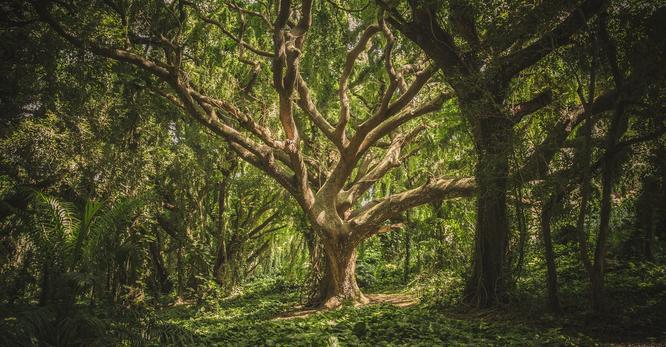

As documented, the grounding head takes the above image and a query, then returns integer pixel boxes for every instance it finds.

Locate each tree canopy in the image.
[1,0,665,345]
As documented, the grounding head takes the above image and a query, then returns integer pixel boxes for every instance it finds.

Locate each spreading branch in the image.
[349,177,475,237]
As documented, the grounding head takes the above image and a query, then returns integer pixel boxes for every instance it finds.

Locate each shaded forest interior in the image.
[1,0,665,345]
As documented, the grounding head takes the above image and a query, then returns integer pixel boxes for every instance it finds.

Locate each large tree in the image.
[376,0,649,306]
[30,0,480,307]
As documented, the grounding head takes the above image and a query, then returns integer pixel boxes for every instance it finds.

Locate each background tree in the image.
[378,0,665,307]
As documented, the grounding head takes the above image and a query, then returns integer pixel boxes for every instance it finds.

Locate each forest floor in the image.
[155,284,598,346]
[274,293,418,320]
[156,262,666,346]
[5,263,662,346]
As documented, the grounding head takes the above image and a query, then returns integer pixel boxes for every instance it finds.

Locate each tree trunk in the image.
[38,263,51,306]
[513,190,528,282]
[575,119,594,277]
[464,119,512,307]
[315,234,367,308]
[176,246,185,303]
[403,231,411,284]
[149,238,171,295]
[540,193,561,312]
[303,228,324,304]
[213,178,229,284]
[645,207,656,261]
[592,98,627,313]
[591,163,613,312]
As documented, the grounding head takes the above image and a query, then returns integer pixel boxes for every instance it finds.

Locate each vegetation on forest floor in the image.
[2,0,665,346]
[154,278,590,346]
[150,261,665,346]
[1,245,664,346]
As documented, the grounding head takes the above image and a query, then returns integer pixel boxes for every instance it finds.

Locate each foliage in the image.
[0,0,665,345]
[153,277,596,346]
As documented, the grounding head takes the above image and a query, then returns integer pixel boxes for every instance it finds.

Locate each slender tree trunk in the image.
[213,151,236,284]
[176,246,185,303]
[591,12,628,313]
[575,119,594,277]
[465,119,512,307]
[645,207,656,261]
[149,236,171,294]
[316,233,367,308]
[38,263,51,306]
[592,98,626,312]
[213,179,228,284]
[403,231,411,284]
[514,192,528,281]
[540,193,561,312]
[592,161,613,312]
[590,179,611,312]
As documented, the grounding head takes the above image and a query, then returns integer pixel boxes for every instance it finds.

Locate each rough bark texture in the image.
[464,116,512,307]
[316,234,367,308]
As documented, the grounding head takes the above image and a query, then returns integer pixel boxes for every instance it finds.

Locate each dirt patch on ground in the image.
[366,293,418,307]
[274,293,418,320]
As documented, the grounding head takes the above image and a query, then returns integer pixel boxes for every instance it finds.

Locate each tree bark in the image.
[213,179,228,285]
[303,227,324,304]
[575,119,595,277]
[464,118,512,307]
[403,231,411,284]
[513,186,529,282]
[315,233,367,308]
[149,234,171,295]
[592,157,613,312]
[176,246,185,303]
[540,193,561,312]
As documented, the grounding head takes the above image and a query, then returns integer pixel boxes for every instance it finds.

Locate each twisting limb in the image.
[349,177,475,238]
[511,89,553,124]
[38,3,301,199]
[34,2,171,79]
[336,23,381,143]
[359,92,452,154]
[495,0,607,84]
[191,4,275,58]
[224,0,273,28]
[340,125,428,210]
[356,65,437,141]
[517,88,618,182]
[295,76,339,146]
[379,15,407,93]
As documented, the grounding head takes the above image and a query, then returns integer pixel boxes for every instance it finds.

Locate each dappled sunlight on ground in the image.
[274,292,418,320]
[158,284,598,346]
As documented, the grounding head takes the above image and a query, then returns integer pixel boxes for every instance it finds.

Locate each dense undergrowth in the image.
[157,278,586,346]
[161,260,665,346]
[3,259,663,346]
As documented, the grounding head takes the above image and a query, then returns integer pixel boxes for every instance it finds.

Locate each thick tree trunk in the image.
[464,119,511,307]
[303,228,324,304]
[315,234,367,308]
